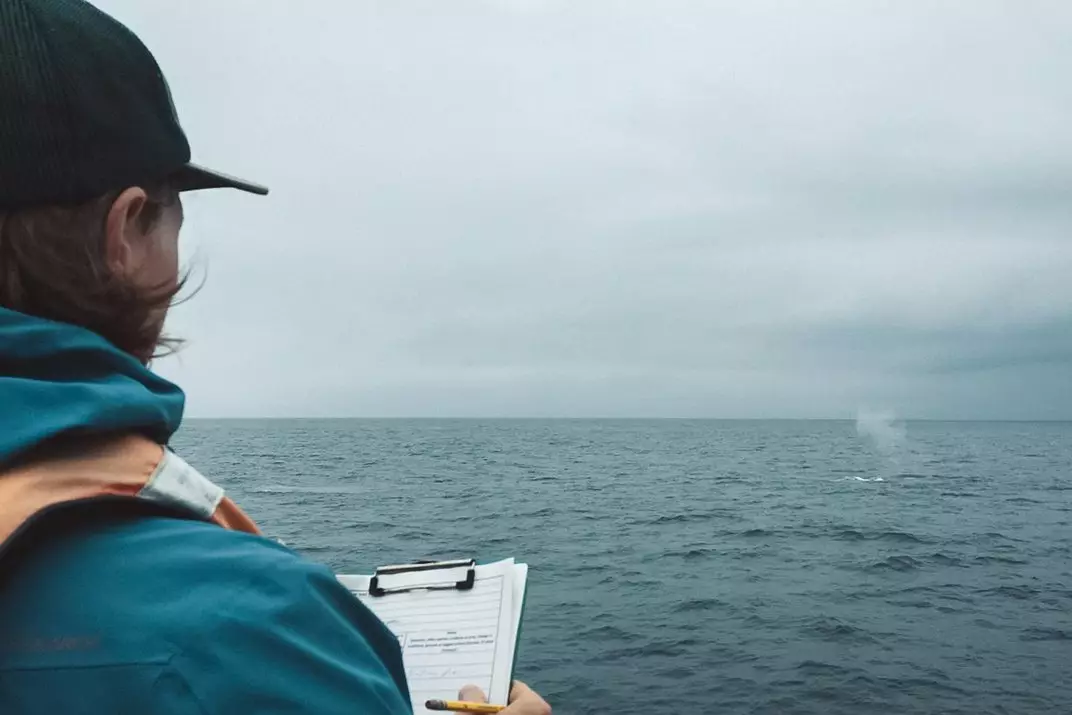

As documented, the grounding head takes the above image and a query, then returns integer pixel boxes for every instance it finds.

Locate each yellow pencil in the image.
[425,699,506,713]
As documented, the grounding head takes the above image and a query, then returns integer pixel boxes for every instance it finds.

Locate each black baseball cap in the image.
[0,0,268,209]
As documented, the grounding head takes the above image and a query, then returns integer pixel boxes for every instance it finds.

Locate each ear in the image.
[104,186,151,278]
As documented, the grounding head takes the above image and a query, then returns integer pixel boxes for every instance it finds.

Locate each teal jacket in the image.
[0,308,413,714]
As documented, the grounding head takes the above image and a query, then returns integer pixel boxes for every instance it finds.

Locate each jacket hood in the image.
[0,307,184,466]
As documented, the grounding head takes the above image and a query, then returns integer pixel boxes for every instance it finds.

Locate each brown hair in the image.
[0,184,188,363]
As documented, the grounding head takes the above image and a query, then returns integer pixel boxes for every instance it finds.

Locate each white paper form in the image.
[338,559,526,712]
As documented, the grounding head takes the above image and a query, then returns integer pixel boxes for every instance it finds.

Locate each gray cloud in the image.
[98,0,1072,418]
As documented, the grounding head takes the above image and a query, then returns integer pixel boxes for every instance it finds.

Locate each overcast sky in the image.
[100,0,1072,419]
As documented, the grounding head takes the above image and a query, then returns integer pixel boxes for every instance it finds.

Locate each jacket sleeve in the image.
[173,543,413,715]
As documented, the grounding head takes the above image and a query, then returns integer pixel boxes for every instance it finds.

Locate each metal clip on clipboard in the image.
[368,558,477,597]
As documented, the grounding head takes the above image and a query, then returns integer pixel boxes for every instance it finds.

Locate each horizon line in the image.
[181,416,1072,423]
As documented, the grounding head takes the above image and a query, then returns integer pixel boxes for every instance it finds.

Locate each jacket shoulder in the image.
[0,515,412,715]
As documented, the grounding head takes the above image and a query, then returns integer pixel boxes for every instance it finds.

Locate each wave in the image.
[851,557,965,577]
[593,637,703,663]
[639,511,738,526]
[250,484,365,495]
[929,552,963,567]
[834,528,927,544]
[981,531,1024,542]
[652,665,699,681]
[637,522,934,545]
[518,506,555,518]
[971,555,1029,566]
[295,544,333,553]
[886,597,933,609]
[673,597,729,613]
[794,660,865,676]
[578,624,635,642]
[801,617,877,644]
[1021,627,1071,641]
[712,525,932,543]
[978,585,1038,600]
[838,472,943,483]
[868,555,922,572]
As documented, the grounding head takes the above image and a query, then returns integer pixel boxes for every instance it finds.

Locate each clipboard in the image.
[368,558,477,597]
[338,557,528,710]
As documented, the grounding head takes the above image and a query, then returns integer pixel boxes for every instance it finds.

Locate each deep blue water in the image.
[173,419,1072,715]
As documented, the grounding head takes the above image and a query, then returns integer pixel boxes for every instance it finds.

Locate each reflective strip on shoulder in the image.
[138,450,225,520]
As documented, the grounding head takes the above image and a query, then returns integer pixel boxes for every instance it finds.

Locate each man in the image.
[0,1,549,713]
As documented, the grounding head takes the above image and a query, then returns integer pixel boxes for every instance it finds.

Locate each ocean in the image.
[172,419,1072,715]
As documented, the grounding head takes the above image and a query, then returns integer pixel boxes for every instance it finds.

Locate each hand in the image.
[458,681,551,715]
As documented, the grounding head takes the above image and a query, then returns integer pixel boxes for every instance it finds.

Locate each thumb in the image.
[458,684,488,703]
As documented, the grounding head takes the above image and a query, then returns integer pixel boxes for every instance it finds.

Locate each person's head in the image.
[0,0,268,364]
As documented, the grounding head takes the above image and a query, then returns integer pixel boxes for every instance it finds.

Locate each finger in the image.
[508,681,535,703]
[458,684,488,703]
[504,681,551,715]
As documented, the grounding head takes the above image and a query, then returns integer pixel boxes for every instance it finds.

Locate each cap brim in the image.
[173,163,269,196]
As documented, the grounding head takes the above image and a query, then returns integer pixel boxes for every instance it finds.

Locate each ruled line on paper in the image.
[352,574,507,712]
